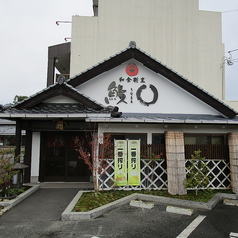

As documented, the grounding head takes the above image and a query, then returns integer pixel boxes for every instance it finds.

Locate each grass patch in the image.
[73,189,233,212]
[7,186,31,196]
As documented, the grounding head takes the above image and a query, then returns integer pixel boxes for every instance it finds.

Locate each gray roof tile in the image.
[3,103,106,115]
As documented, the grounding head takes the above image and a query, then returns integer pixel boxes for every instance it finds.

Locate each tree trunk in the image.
[93,175,99,195]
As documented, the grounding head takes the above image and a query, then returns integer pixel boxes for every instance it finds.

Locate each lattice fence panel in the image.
[185,159,231,190]
[99,159,167,190]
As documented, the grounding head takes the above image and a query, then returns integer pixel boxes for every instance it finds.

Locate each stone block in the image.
[230,232,238,238]
[224,199,238,206]
[166,206,193,216]
[130,200,154,209]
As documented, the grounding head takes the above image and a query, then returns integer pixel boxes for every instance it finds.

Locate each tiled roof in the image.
[2,81,106,112]
[3,103,107,115]
[12,83,104,110]
[86,113,238,124]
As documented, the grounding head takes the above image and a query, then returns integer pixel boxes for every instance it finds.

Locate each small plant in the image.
[8,186,31,196]
[74,133,113,195]
[0,148,20,197]
[185,150,210,196]
[148,153,163,164]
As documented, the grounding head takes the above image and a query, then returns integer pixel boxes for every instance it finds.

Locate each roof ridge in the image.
[11,84,56,108]
[10,80,105,110]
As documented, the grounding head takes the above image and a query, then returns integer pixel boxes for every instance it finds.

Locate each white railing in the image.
[98,159,168,190]
[98,158,231,191]
[185,159,231,190]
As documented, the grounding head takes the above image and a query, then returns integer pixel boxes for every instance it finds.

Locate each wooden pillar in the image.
[15,119,22,160]
[165,131,187,195]
[228,133,238,194]
[24,130,32,183]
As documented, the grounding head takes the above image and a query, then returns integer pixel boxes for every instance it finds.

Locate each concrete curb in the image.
[61,191,238,221]
[61,191,138,220]
[0,184,40,207]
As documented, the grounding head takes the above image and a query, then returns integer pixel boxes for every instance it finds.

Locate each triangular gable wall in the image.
[43,95,79,104]
[77,60,219,115]
[13,82,104,111]
[68,46,237,118]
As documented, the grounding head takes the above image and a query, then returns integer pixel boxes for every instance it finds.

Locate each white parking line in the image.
[176,215,206,238]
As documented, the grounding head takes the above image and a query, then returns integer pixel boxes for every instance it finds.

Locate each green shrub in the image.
[185,150,210,196]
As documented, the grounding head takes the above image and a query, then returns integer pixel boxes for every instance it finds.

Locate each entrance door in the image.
[41,132,90,182]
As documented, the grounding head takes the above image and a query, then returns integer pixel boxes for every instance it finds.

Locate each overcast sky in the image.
[0,0,238,105]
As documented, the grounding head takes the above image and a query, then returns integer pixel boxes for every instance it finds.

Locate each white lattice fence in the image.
[185,159,231,190]
[98,159,167,190]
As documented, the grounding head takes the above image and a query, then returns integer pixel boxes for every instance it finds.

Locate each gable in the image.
[2,44,236,120]
[68,46,237,119]
[13,82,104,111]
[77,60,222,115]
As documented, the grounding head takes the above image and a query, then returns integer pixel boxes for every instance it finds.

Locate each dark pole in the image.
[24,130,32,183]
[15,119,22,161]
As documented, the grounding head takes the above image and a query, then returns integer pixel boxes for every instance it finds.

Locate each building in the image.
[1,0,238,195]
[0,119,25,155]
[0,119,18,147]
[71,0,225,100]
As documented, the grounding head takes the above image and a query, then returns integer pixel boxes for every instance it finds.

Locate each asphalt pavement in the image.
[0,187,237,238]
[189,201,238,238]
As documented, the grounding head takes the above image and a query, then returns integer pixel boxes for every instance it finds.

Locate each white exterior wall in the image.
[43,96,79,104]
[70,0,224,99]
[78,60,220,115]
[31,132,41,183]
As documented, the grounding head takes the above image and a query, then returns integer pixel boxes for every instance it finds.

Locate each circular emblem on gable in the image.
[126,63,139,76]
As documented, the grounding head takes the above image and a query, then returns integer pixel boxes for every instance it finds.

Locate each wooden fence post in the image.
[165,131,187,195]
[228,133,238,193]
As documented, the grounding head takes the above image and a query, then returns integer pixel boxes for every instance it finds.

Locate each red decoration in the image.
[126,63,139,76]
